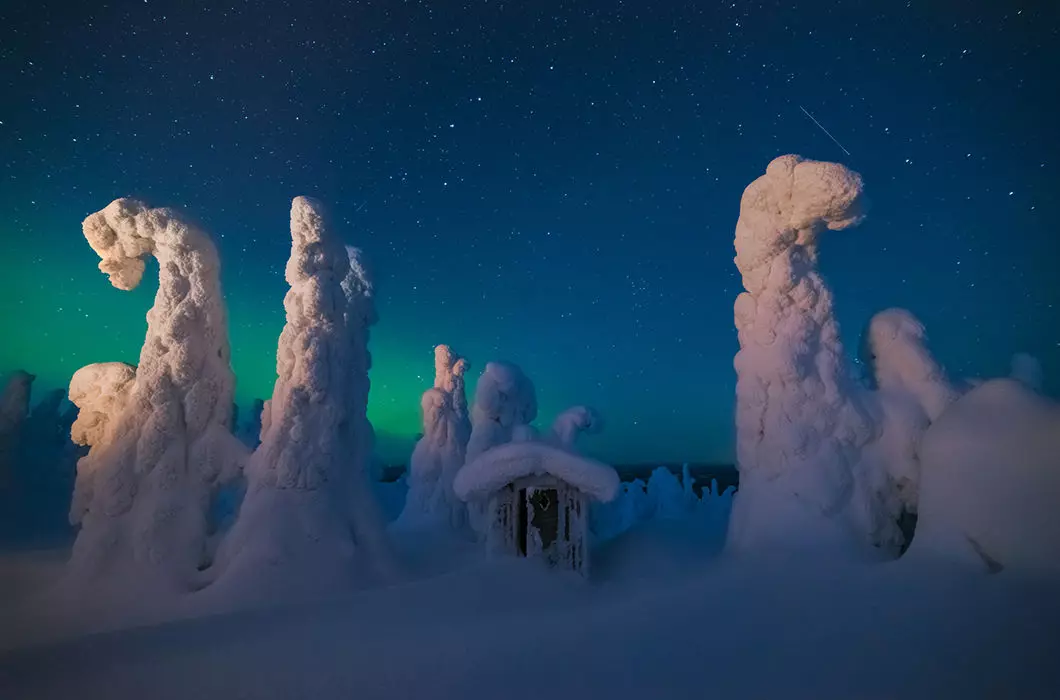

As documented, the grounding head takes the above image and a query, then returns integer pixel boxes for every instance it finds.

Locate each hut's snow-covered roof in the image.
[453,440,620,503]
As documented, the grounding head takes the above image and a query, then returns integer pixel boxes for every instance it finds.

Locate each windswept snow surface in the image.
[1,532,1058,700]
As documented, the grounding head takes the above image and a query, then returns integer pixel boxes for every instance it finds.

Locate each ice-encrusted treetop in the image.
[734,154,865,296]
[454,440,620,503]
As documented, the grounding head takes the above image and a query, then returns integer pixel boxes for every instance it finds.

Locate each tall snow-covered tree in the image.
[215,197,391,595]
[63,200,245,594]
[726,155,879,558]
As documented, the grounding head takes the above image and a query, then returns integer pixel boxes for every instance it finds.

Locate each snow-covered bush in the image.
[727,155,880,558]
[906,379,1060,575]
[63,199,245,594]
[398,345,472,531]
[215,197,391,594]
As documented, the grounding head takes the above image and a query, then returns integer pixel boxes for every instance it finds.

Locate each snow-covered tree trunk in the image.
[215,197,390,595]
[64,200,244,594]
[726,155,878,558]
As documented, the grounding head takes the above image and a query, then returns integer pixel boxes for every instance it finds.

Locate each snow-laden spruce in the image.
[63,200,245,594]
[214,197,390,595]
[398,345,472,530]
[0,370,34,490]
[906,378,1060,575]
[726,155,881,557]
[466,361,538,463]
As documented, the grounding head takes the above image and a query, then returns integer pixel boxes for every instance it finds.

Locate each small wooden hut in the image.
[453,440,620,577]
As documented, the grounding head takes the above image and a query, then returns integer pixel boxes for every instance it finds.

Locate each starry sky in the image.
[1,0,1057,465]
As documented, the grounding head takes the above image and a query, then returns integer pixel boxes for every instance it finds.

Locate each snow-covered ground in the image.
[2,476,1058,700]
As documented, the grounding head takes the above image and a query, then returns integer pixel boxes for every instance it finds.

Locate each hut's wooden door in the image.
[527,487,560,559]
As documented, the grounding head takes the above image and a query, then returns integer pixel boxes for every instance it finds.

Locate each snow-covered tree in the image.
[215,197,391,594]
[0,370,34,490]
[466,361,537,463]
[862,308,959,421]
[547,406,602,452]
[727,155,880,558]
[852,308,960,541]
[398,345,472,530]
[64,199,245,594]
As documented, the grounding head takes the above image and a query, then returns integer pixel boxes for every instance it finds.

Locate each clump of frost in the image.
[727,155,880,558]
[398,345,472,530]
[906,378,1060,575]
[465,361,537,464]
[62,200,245,594]
[214,197,391,595]
[0,370,34,490]
[1010,353,1043,392]
[546,406,602,452]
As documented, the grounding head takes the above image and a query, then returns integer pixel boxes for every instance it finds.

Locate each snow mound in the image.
[454,441,620,503]
[907,378,1060,575]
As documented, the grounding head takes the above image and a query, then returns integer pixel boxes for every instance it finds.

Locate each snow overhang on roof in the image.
[453,441,620,503]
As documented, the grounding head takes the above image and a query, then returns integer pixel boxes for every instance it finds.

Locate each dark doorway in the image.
[517,488,527,555]
[529,488,559,550]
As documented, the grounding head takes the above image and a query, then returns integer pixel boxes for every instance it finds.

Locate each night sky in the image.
[1,0,1057,464]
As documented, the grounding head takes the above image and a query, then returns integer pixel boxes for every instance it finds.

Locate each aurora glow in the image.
[2,1,1057,464]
